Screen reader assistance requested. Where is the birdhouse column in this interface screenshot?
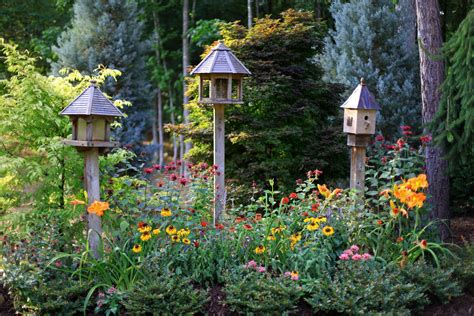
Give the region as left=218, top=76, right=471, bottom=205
left=341, top=78, right=380, bottom=196
left=84, top=148, right=103, bottom=259
left=213, top=104, right=225, bottom=223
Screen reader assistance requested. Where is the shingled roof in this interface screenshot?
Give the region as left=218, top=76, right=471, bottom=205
left=190, top=42, right=251, bottom=75
left=341, top=78, right=381, bottom=110
left=60, top=81, right=124, bottom=117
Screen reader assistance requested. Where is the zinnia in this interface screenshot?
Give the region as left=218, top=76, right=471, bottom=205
left=281, top=197, right=290, bottom=205
left=289, top=192, right=298, bottom=199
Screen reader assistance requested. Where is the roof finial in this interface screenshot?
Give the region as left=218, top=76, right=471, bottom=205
left=90, top=79, right=97, bottom=87
left=360, top=77, right=365, bottom=86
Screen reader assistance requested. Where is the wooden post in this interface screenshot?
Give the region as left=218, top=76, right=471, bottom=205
left=213, top=104, right=225, bottom=225
left=348, top=134, right=370, bottom=194
left=84, top=148, right=102, bottom=259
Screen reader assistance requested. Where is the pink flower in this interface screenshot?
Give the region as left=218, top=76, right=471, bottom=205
left=284, top=271, right=292, bottom=277
left=55, top=260, right=62, bottom=267
left=343, top=249, right=353, bottom=256
left=375, top=135, right=385, bottom=142
left=350, top=245, right=359, bottom=253
left=362, top=253, right=372, bottom=260
left=420, top=135, right=432, bottom=144
left=245, top=260, right=257, bottom=269
left=179, top=178, right=188, bottom=186
left=169, top=173, right=178, bottom=181
left=352, top=254, right=362, bottom=261
left=339, top=253, right=350, bottom=260
left=256, top=266, right=266, bottom=273
left=107, top=286, right=116, bottom=294
left=400, top=125, right=411, bottom=131
left=98, top=292, right=105, bottom=298
left=144, top=168, right=154, bottom=174
left=153, top=164, right=161, bottom=170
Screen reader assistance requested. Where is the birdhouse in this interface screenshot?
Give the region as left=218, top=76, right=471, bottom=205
left=341, top=78, right=380, bottom=135
left=190, top=42, right=251, bottom=104
left=60, top=80, right=124, bottom=148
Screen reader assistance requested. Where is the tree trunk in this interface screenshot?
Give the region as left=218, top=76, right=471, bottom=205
left=255, top=0, right=259, bottom=19
left=182, top=0, right=191, bottom=156
left=415, top=0, right=450, bottom=240
left=248, top=0, right=253, bottom=28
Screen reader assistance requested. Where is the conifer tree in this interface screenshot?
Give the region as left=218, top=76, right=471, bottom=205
left=52, top=0, right=151, bottom=144
left=321, top=0, right=420, bottom=137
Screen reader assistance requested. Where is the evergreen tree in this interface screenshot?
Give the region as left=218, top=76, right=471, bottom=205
left=52, top=0, right=151, bottom=144
left=321, top=0, right=420, bottom=137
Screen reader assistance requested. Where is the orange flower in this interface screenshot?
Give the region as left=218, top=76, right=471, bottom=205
left=379, top=189, right=391, bottom=198
left=70, top=199, right=86, bottom=206
left=255, top=213, right=262, bottom=221
left=317, top=184, right=330, bottom=199
left=243, top=224, right=253, bottom=230
left=389, top=200, right=399, bottom=217
left=235, top=216, right=245, bottom=223
left=419, top=239, right=428, bottom=249
left=87, top=201, right=109, bottom=217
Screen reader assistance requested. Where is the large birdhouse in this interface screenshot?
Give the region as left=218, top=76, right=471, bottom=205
left=341, top=78, right=380, bottom=135
left=60, top=80, right=123, bottom=148
left=190, top=42, right=251, bottom=105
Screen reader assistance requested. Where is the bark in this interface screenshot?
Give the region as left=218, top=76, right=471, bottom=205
left=255, top=0, right=259, bottom=19
left=248, top=0, right=253, bottom=28
left=415, top=0, right=450, bottom=239
left=182, top=0, right=191, bottom=156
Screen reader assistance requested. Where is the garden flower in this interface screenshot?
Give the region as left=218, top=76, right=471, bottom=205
left=315, top=216, right=327, bottom=223
left=201, top=221, right=208, bottom=227
left=140, top=232, right=152, bottom=241
left=132, top=244, right=142, bottom=253
left=152, top=228, right=161, bottom=235
left=289, top=192, right=298, bottom=199
left=267, top=234, right=276, bottom=241
left=256, top=266, right=266, bottom=273
left=107, top=286, right=116, bottom=294
left=271, top=226, right=286, bottom=235
left=193, top=240, right=200, bottom=248
left=70, top=199, right=86, bottom=206
left=281, top=197, right=290, bottom=205
left=215, top=223, right=224, bottom=230
left=419, top=239, right=428, bottom=249
left=144, top=167, right=154, bottom=174
left=352, top=254, right=362, bottom=261
left=161, top=208, right=172, bottom=217
left=306, top=222, right=319, bottom=231
left=317, top=184, right=330, bottom=198
left=255, top=245, right=266, bottom=254
left=343, top=249, right=353, bottom=256
left=245, top=260, right=257, bottom=269
left=179, top=178, right=188, bottom=186
left=166, top=225, right=177, bottom=235
left=290, top=271, right=299, bottom=281
left=169, top=173, right=178, bottom=181
left=420, top=135, right=432, bottom=144
left=171, top=235, right=180, bottom=242
left=302, top=211, right=309, bottom=217
left=375, top=134, right=385, bottom=142
left=289, top=232, right=302, bottom=242
left=138, top=222, right=152, bottom=233
left=254, top=213, right=262, bottom=221
left=322, top=226, right=335, bottom=236
left=339, top=253, right=350, bottom=260
left=182, top=238, right=191, bottom=245
left=390, top=200, right=400, bottom=217
left=361, top=253, right=372, bottom=260
left=350, top=245, right=359, bottom=253
left=235, top=216, right=245, bottom=223
left=87, top=201, right=109, bottom=217
left=396, top=236, right=404, bottom=243
left=243, top=224, right=253, bottom=230
left=377, top=220, right=383, bottom=225
left=178, top=228, right=191, bottom=237
left=304, top=217, right=315, bottom=223
left=153, top=164, right=161, bottom=170
left=311, top=203, right=319, bottom=211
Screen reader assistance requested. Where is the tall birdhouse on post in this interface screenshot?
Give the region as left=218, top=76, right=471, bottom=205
left=341, top=78, right=380, bottom=194
left=60, top=80, right=123, bottom=258
left=191, top=42, right=251, bottom=225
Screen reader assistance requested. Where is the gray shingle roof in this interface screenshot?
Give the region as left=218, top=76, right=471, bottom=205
left=340, top=78, right=381, bottom=110
left=190, top=42, right=251, bottom=75
left=60, top=82, right=124, bottom=117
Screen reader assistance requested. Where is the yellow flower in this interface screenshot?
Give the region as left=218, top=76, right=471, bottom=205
left=289, top=232, right=302, bottom=242
left=315, top=216, right=327, bottom=223
left=290, top=271, right=299, bottom=279
left=177, top=228, right=191, bottom=238
left=303, top=217, right=314, bottom=223
left=171, top=235, right=180, bottom=242
left=132, top=244, right=142, bottom=253
left=267, top=234, right=276, bottom=241
left=161, top=208, right=172, bottom=217
left=271, top=226, right=286, bottom=235
left=152, top=228, right=161, bottom=235
left=255, top=245, right=266, bottom=254
left=306, top=222, right=319, bottom=231
left=322, top=226, right=334, bottom=236
left=182, top=238, right=191, bottom=245
left=290, top=241, right=297, bottom=250
left=317, top=184, right=331, bottom=199
left=140, top=232, right=152, bottom=241
left=166, top=225, right=177, bottom=235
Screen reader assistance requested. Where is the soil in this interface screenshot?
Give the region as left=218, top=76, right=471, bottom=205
left=0, top=216, right=473, bottom=315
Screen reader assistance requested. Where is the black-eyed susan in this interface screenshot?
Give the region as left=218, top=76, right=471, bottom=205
left=138, top=222, right=151, bottom=233
left=171, top=235, right=180, bottom=242
left=289, top=232, right=302, bottom=243
left=132, top=244, right=142, bottom=253
left=315, top=216, right=327, bottom=223
left=161, top=208, right=172, bottom=217
left=267, top=234, right=276, bottom=241
left=322, top=226, right=335, bottom=236
left=255, top=245, right=266, bottom=254
left=177, top=228, right=190, bottom=237
left=140, top=232, right=152, bottom=241
left=166, top=225, right=177, bottom=235
left=152, top=228, right=161, bottom=235
left=271, top=226, right=286, bottom=235
left=306, top=222, right=319, bottom=231
left=182, top=238, right=191, bottom=245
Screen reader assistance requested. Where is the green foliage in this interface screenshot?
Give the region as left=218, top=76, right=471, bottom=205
left=321, top=0, right=421, bottom=136
left=304, top=260, right=428, bottom=314
left=122, top=275, right=207, bottom=315
left=224, top=269, right=303, bottom=314
left=52, top=0, right=152, bottom=144
left=187, top=10, right=347, bottom=193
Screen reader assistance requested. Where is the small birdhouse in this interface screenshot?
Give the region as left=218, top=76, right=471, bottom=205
left=60, top=80, right=124, bottom=148
left=190, top=42, right=251, bottom=105
left=341, top=78, right=380, bottom=135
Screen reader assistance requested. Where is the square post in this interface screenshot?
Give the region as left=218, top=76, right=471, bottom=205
left=213, top=104, right=225, bottom=224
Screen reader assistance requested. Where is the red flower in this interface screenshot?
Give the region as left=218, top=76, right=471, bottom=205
left=281, top=197, right=290, bottom=205
left=311, top=203, right=319, bottom=211
left=229, top=227, right=236, bottom=233
left=302, top=211, right=309, bottom=217
left=400, top=125, right=411, bottom=131
left=377, top=220, right=383, bottom=225
left=179, top=178, right=188, bottom=186
left=396, top=236, right=404, bottom=243
left=201, top=221, right=208, bottom=228
left=169, top=173, right=178, bottom=181
left=296, top=179, right=303, bottom=185
left=289, top=192, right=298, bottom=199
left=255, top=213, right=262, bottom=221
left=375, top=135, right=385, bottom=142
left=157, top=181, right=164, bottom=188
left=243, top=224, right=253, bottom=230
left=215, top=223, right=224, bottom=230
left=420, top=135, right=432, bottom=144
left=153, top=164, right=161, bottom=170
left=235, top=216, right=245, bottom=224
left=213, top=164, right=219, bottom=170
left=396, top=138, right=405, bottom=149
left=144, top=168, right=154, bottom=174
left=386, top=145, right=396, bottom=150
left=402, top=130, right=413, bottom=136
left=381, top=156, right=387, bottom=165
left=193, top=240, right=200, bottom=248
left=188, top=208, right=196, bottom=214
left=420, top=239, right=428, bottom=249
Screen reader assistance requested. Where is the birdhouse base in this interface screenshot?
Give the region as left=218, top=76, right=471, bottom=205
left=347, top=134, right=371, bottom=147
left=62, top=139, right=120, bottom=148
